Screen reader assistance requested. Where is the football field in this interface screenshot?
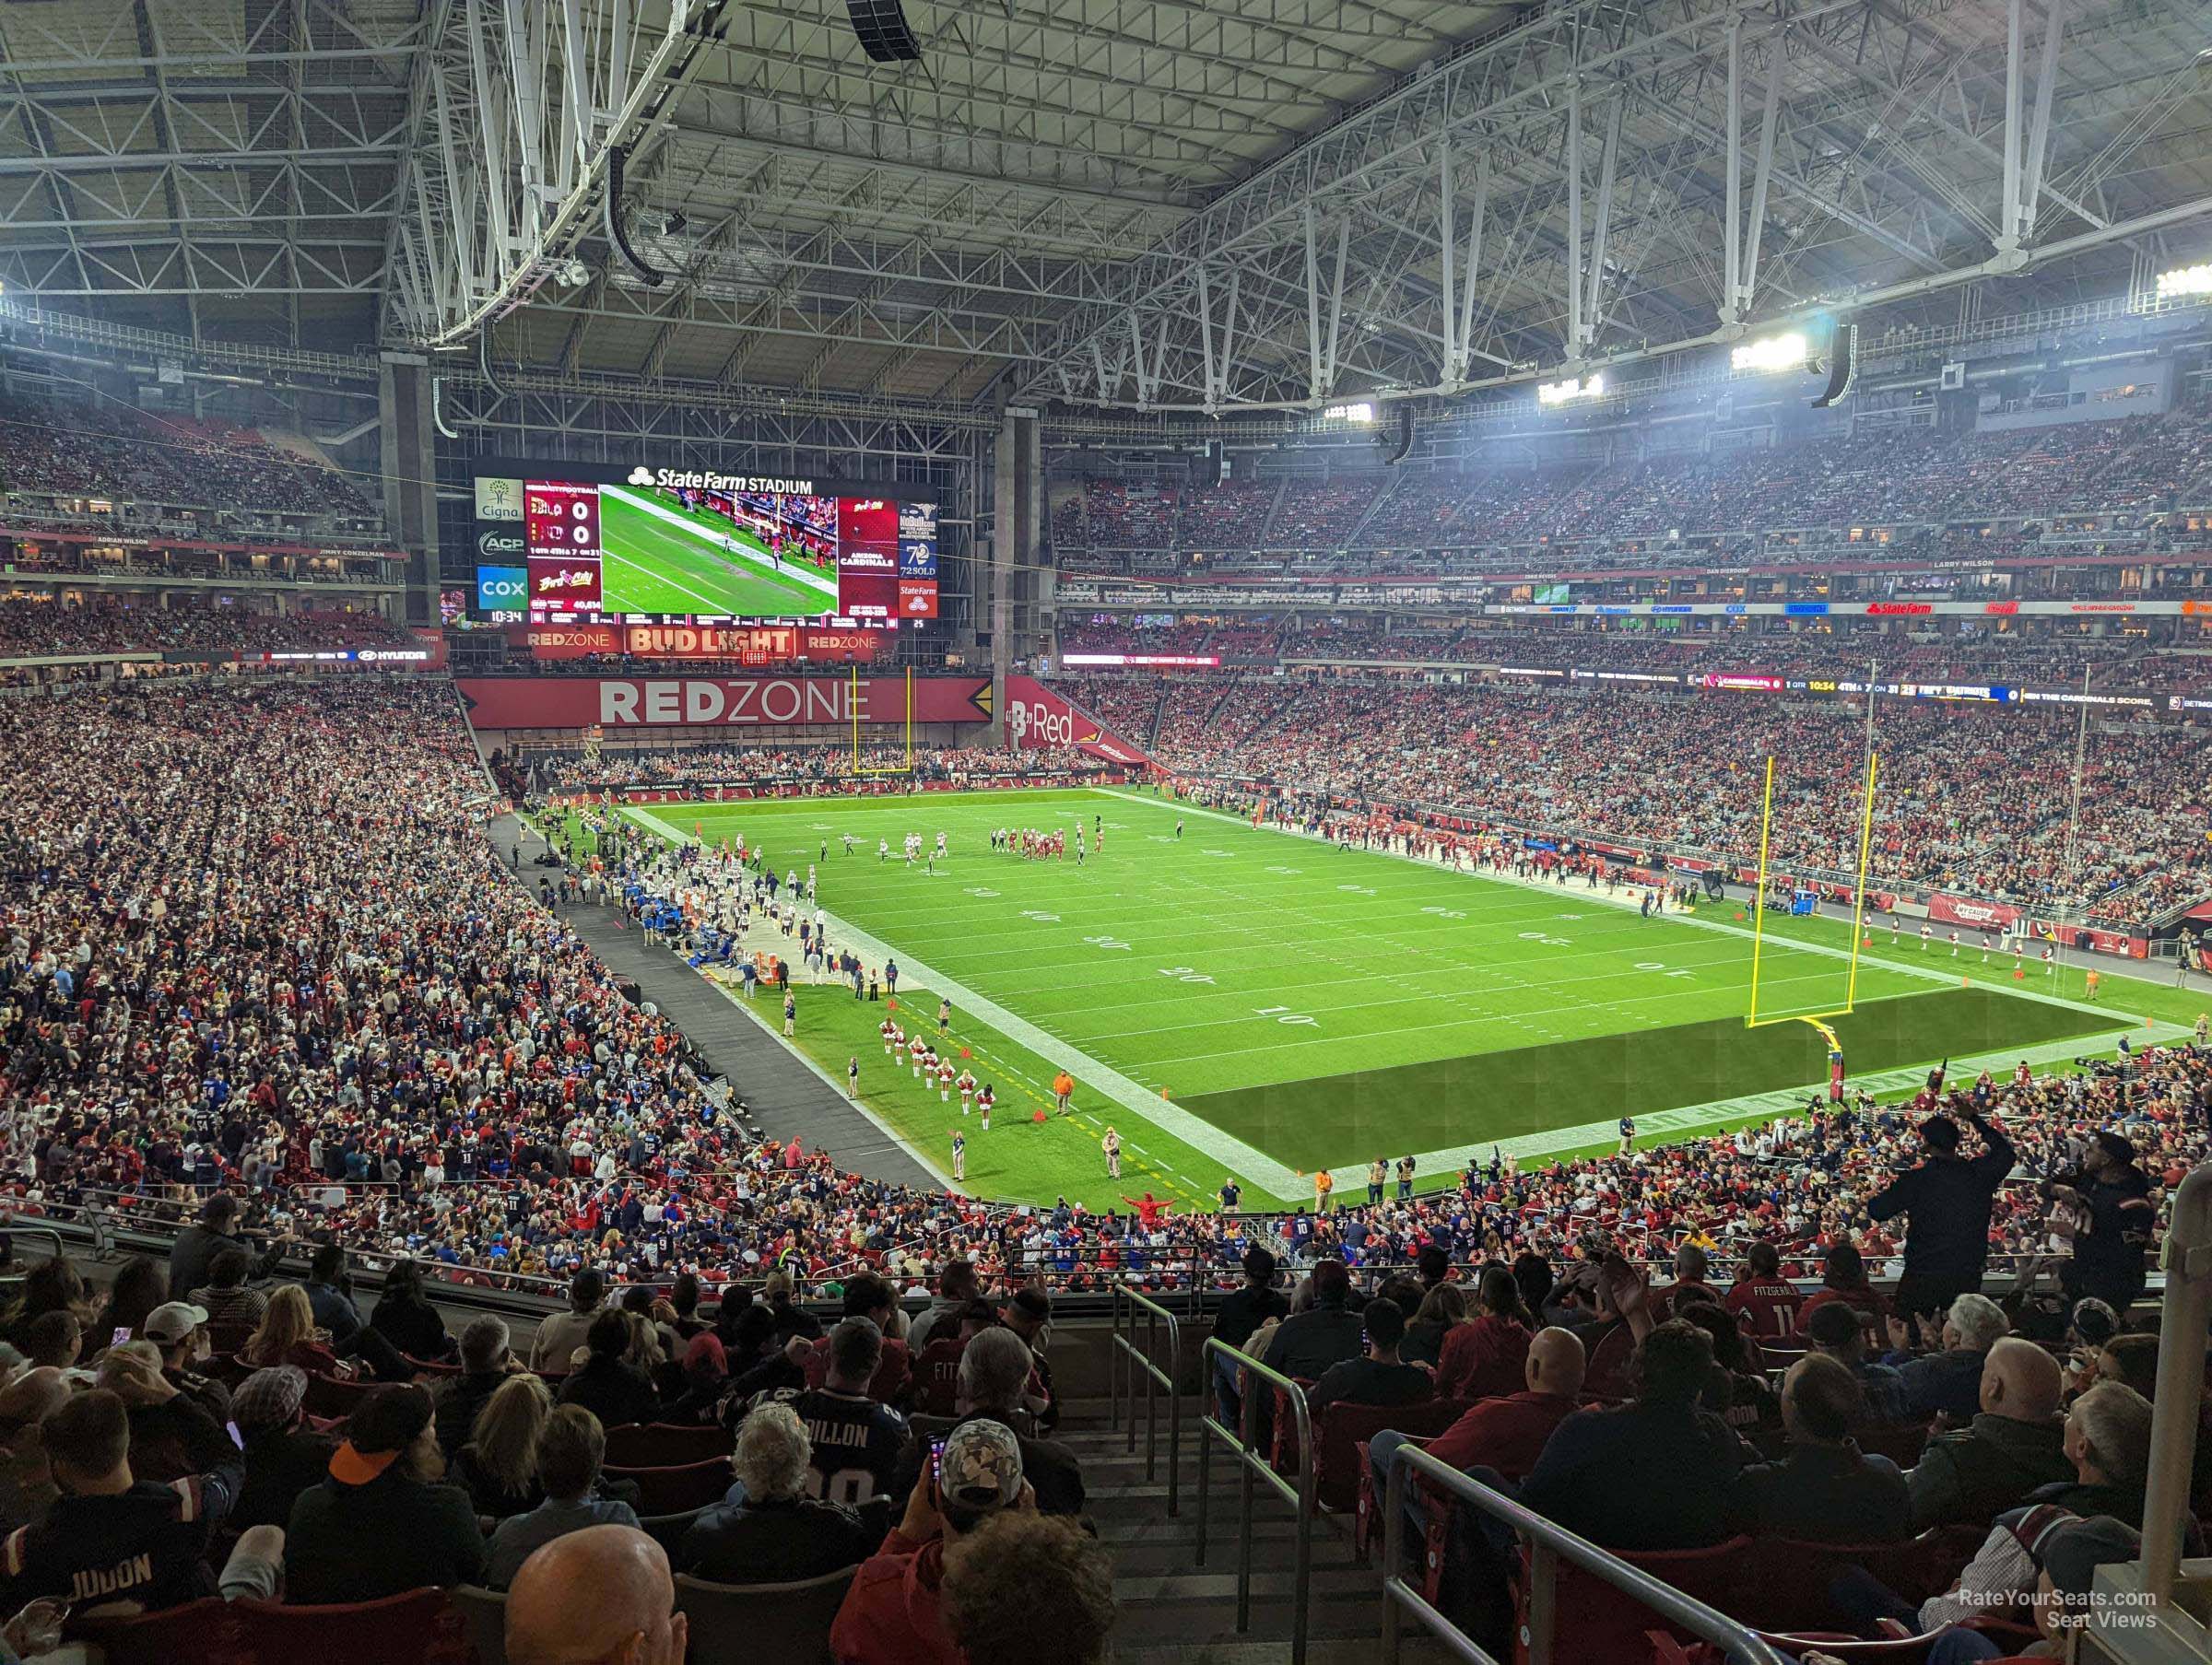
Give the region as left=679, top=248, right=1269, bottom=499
left=597, top=487, right=840, bottom=616
left=618, top=787, right=2149, bottom=1213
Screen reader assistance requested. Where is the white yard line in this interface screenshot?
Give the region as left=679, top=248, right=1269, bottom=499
left=621, top=806, right=1303, bottom=1196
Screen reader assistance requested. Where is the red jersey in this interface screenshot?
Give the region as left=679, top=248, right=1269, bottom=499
left=1724, top=1276, right=1806, bottom=1340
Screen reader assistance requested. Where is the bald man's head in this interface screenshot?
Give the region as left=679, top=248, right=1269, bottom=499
left=1981, top=1337, right=2065, bottom=1425
left=506, top=1526, right=685, bottom=1665
left=1525, top=1326, right=1587, bottom=1399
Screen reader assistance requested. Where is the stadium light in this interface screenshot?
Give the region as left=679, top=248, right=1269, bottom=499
left=2156, top=263, right=2212, bottom=299
left=1536, top=374, right=1604, bottom=406
left=1322, top=401, right=1375, bottom=424
left=1731, top=332, right=1807, bottom=374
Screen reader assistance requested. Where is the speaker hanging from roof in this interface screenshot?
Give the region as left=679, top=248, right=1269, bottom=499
left=1812, top=323, right=1858, bottom=408
left=847, top=0, right=923, bottom=62
left=1382, top=405, right=1417, bottom=465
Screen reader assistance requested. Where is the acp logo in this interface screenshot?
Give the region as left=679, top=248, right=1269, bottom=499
left=477, top=530, right=524, bottom=557
left=627, top=465, right=654, bottom=486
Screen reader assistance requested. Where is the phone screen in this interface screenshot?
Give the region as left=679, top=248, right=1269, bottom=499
left=225, top=1422, right=244, bottom=1450
left=111, top=1327, right=131, bottom=1347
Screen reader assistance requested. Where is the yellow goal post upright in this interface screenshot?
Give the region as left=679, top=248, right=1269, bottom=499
left=1745, top=746, right=1880, bottom=1030
left=851, top=664, right=916, bottom=776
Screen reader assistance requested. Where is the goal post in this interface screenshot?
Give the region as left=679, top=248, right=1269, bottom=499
left=1746, top=747, right=1879, bottom=1029
left=852, top=664, right=916, bottom=776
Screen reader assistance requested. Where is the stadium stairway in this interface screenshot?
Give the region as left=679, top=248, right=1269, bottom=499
left=1055, top=1413, right=1448, bottom=1663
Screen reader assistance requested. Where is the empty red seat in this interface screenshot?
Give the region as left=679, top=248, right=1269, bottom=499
left=231, top=1587, right=463, bottom=1665
left=1514, top=1535, right=1753, bottom=1665
left=605, top=1457, right=735, bottom=1515
left=75, top=1596, right=239, bottom=1665
left=605, top=1422, right=732, bottom=1470
left=1312, top=1398, right=1465, bottom=1514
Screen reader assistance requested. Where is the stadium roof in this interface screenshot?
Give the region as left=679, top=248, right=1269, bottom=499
left=0, top=0, right=2206, bottom=412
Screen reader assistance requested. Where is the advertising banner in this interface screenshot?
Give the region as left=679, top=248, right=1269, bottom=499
left=897, top=578, right=940, bottom=619
left=455, top=675, right=993, bottom=730
left=1004, top=674, right=1156, bottom=767
left=1926, top=893, right=2022, bottom=932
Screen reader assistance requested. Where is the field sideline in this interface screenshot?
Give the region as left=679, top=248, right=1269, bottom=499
left=613, top=786, right=2149, bottom=1211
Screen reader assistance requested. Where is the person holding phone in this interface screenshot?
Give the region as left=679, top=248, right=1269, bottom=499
left=829, top=1418, right=1033, bottom=1665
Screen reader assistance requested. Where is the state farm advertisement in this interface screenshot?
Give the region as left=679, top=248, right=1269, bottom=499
left=898, top=578, right=939, bottom=619
left=1926, top=894, right=2022, bottom=932
left=457, top=676, right=992, bottom=730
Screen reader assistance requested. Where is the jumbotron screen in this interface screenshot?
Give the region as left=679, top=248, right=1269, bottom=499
left=473, top=463, right=938, bottom=625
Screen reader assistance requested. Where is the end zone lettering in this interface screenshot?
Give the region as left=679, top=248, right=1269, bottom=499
left=599, top=678, right=858, bottom=727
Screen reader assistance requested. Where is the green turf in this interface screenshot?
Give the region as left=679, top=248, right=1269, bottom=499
left=1178, top=985, right=2114, bottom=1167
left=598, top=487, right=838, bottom=616
left=619, top=786, right=2148, bottom=1208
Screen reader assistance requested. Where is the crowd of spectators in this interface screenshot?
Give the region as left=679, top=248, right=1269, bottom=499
left=0, top=397, right=372, bottom=518
left=1057, top=409, right=2212, bottom=566
left=0, top=597, right=412, bottom=662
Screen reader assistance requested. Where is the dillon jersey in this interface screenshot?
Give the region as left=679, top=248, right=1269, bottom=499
left=749, top=1385, right=905, bottom=1504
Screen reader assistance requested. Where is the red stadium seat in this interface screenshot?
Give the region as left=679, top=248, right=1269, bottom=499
left=1513, top=1536, right=1753, bottom=1665
left=1312, top=1397, right=1463, bottom=1514
left=230, top=1588, right=465, bottom=1665
left=1583, top=1324, right=1638, bottom=1399
left=1267, top=1379, right=1320, bottom=1479
left=74, top=1596, right=240, bottom=1665
left=605, top=1456, right=735, bottom=1515
left=301, top=1372, right=376, bottom=1420
left=604, top=1422, right=732, bottom=1470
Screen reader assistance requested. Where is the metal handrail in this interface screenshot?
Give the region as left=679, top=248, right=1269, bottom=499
left=1379, top=1444, right=1792, bottom=1665
left=1197, top=1336, right=1317, bottom=1665
left=2138, top=1159, right=2212, bottom=1601
left=1109, top=1282, right=1183, bottom=1517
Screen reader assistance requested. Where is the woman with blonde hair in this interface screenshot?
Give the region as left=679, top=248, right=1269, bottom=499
left=240, top=1284, right=340, bottom=1376
left=452, top=1371, right=552, bottom=1519
left=1402, top=1282, right=1469, bottom=1369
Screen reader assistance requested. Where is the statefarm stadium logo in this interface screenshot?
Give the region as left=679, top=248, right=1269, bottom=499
left=625, top=464, right=818, bottom=495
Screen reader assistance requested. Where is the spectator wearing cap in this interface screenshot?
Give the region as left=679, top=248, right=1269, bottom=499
left=557, top=1312, right=662, bottom=1431
left=486, top=1406, right=641, bottom=1589
left=529, top=1270, right=606, bottom=1378
left=165, top=1194, right=242, bottom=1303
left=141, top=1301, right=231, bottom=1426
left=677, top=1401, right=879, bottom=1584
left=436, top=1316, right=521, bottom=1456
left=1259, top=1260, right=1365, bottom=1380
left=229, top=1366, right=335, bottom=1533
left=1870, top=1292, right=2010, bottom=1425
left=284, top=1383, right=488, bottom=1601
left=1307, top=1297, right=1433, bottom=1418
left=830, top=1417, right=1034, bottom=1665
left=1732, top=1354, right=1911, bottom=1542
left=1865, top=1106, right=2017, bottom=1320
left=0, top=1388, right=273, bottom=1618
left=97, top=1342, right=237, bottom=1489
left=1907, top=1337, right=2073, bottom=1530
left=2041, top=1131, right=2157, bottom=1311
left=505, top=1524, right=688, bottom=1665
left=889, top=1328, right=1086, bottom=1518
left=1804, top=1301, right=1904, bottom=1401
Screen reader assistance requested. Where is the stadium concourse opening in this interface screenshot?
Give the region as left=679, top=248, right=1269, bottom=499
left=611, top=785, right=2133, bottom=1212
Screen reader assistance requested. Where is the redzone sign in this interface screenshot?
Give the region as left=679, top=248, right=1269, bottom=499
left=455, top=676, right=991, bottom=729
